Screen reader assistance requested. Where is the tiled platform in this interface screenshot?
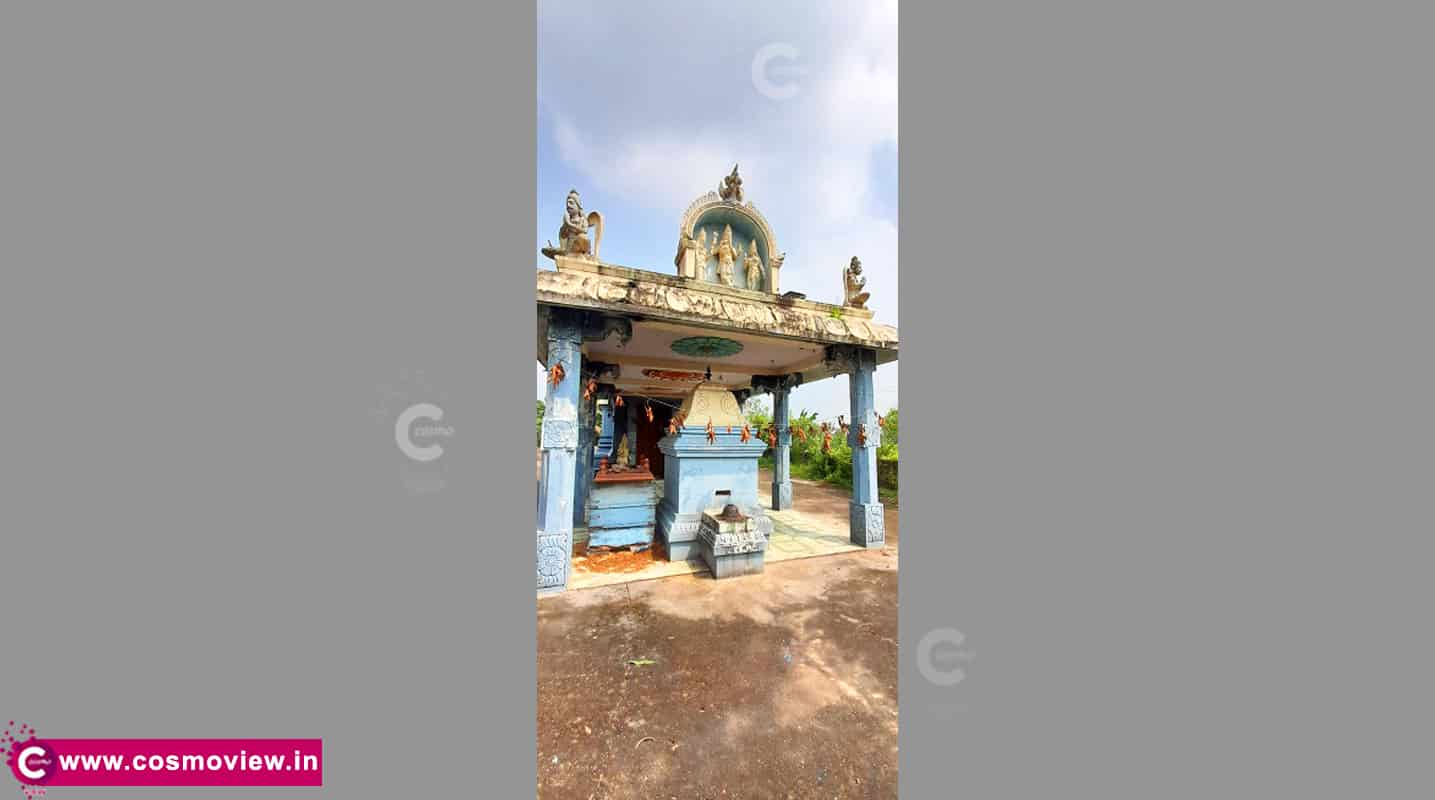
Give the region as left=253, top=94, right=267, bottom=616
left=765, top=510, right=863, bottom=561
left=565, top=503, right=862, bottom=592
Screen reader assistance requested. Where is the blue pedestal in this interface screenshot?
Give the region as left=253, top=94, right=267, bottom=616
left=585, top=474, right=659, bottom=549
left=656, top=427, right=771, bottom=562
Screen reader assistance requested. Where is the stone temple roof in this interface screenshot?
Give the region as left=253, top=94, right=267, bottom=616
left=539, top=256, right=897, bottom=353
left=537, top=168, right=896, bottom=393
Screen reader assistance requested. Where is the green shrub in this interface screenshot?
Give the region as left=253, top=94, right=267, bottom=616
left=877, top=456, right=898, bottom=490
left=746, top=402, right=899, bottom=492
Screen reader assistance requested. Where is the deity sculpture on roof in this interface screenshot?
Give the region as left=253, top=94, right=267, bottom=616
left=718, top=164, right=744, bottom=203
left=712, top=224, right=737, bottom=287
left=844, top=256, right=870, bottom=309
left=744, top=239, right=763, bottom=291
left=541, top=189, right=604, bottom=261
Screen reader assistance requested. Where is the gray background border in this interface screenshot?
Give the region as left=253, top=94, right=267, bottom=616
left=2, top=2, right=535, bottom=796
left=3, top=2, right=1432, bottom=797
left=902, top=2, right=1432, bottom=796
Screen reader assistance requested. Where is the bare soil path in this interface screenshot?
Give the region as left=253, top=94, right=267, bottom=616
left=538, top=468, right=900, bottom=798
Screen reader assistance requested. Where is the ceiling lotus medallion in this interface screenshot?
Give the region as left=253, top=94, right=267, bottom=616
left=670, top=336, right=744, bottom=358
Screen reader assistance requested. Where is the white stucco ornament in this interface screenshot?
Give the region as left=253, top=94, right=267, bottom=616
left=676, top=385, right=747, bottom=429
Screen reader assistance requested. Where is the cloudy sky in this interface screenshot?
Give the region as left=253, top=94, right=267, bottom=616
left=536, top=0, right=898, bottom=421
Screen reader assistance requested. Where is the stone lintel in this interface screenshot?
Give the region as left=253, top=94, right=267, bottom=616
left=537, top=266, right=898, bottom=353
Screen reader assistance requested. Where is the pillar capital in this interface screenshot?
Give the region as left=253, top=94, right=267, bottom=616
left=539, top=307, right=632, bottom=365
left=825, top=344, right=876, bottom=373
left=749, top=372, right=803, bottom=395
left=547, top=307, right=632, bottom=343
left=768, top=378, right=795, bottom=511
left=583, top=360, right=620, bottom=382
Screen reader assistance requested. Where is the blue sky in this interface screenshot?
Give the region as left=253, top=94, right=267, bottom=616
left=536, top=0, right=898, bottom=421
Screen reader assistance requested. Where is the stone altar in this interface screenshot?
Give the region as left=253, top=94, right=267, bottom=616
left=699, top=503, right=768, bottom=578
left=655, top=384, right=771, bottom=563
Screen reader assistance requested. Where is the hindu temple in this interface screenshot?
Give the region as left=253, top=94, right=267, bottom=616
left=536, top=166, right=899, bottom=592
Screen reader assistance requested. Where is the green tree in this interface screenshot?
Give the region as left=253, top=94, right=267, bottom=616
left=743, top=396, right=772, bottom=436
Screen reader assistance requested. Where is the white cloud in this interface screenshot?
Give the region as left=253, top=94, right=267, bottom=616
left=551, top=115, right=766, bottom=214
left=537, top=0, right=898, bottom=419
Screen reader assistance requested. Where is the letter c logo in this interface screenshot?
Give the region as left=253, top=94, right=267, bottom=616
left=14, top=742, right=57, bottom=784
left=751, top=43, right=802, bottom=101
left=917, top=628, right=972, bottom=687
left=396, top=402, right=445, bottom=462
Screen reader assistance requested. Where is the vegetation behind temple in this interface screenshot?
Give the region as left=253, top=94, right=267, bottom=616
left=538, top=396, right=898, bottom=494
left=745, top=400, right=898, bottom=494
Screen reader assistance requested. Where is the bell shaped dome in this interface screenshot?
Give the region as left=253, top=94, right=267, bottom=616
left=673, top=165, right=785, bottom=294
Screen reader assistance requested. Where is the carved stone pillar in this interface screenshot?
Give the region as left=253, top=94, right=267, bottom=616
left=537, top=310, right=583, bottom=593
left=832, top=346, right=884, bottom=547
left=771, top=385, right=793, bottom=510
left=753, top=373, right=802, bottom=511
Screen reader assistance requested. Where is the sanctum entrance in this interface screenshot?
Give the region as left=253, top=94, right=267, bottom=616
left=632, top=400, right=673, bottom=480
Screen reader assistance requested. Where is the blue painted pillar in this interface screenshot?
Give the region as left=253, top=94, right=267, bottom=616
left=596, top=397, right=615, bottom=467
left=574, top=382, right=598, bottom=526
left=537, top=310, right=583, bottom=592
left=847, top=348, right=885, bottom=547
left=771, top=384, right=793, bottom=510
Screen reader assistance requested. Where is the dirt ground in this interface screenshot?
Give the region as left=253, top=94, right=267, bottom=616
left=538, top=469, right=899, bottom=799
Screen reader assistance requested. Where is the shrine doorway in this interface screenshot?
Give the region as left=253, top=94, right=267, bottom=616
left=633, top=401, right=673, bottom=479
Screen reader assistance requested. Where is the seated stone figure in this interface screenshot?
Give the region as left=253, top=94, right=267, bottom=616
left=844, top=256, right=870, bottom=309
left=541, top=189, right=603, bottom=260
